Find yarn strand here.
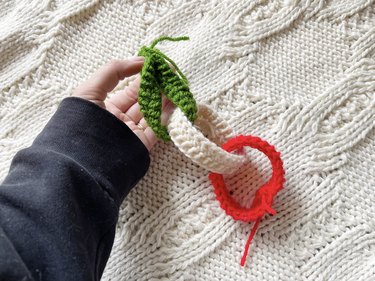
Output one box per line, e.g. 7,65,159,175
149,36,190,83
153,49,189,84
240,218,261,266
150,36,190,49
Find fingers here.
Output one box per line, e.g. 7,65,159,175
161,99,176,125
136,98,176,151
109,76,141,112
120,104,143,124
143,127,158,150
125,120,155,151
125,102,143,123
73,57,144,101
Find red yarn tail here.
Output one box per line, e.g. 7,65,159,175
240,218,261,266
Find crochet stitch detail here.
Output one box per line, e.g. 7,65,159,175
168,103,246,174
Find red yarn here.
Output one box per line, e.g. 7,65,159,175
208,135,285,266
240,218,260,266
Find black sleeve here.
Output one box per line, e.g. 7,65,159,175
0,97,150,281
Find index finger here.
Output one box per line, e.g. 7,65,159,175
74,57,144,101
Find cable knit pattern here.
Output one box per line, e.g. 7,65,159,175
1,1,375,280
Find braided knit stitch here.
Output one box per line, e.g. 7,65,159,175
138,36,197,141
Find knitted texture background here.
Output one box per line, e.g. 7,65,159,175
1,0,375,280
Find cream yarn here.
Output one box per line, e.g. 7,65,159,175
168,103,246,174
1,0,375,280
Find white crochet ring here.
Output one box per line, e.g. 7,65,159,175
167,103,246,174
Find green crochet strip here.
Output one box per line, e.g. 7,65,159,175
138,36,197,141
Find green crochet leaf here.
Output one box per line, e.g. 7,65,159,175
155,55,197,123
137,36,197,141
138,53,170,140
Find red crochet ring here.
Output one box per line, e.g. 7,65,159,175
208,135,285,266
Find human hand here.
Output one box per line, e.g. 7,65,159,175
73,58,175,151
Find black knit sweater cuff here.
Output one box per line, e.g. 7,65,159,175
32,96,150,205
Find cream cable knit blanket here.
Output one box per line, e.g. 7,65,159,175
1,0,375,280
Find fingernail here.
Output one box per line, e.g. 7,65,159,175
129,56,144,61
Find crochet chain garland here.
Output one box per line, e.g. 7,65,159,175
138,36,285,266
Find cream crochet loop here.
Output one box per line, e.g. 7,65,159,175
167,103,246,174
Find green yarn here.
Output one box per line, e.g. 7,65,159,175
138,36,197,141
